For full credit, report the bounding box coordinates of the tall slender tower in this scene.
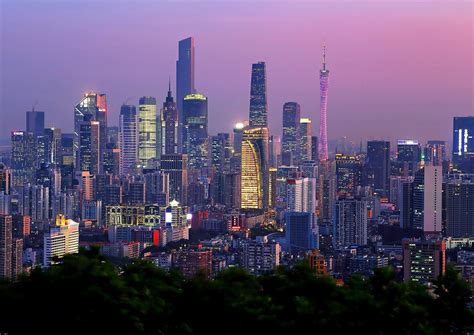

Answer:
[119,104,138,175]
[318,45,329,161]
[161,81,179,155]
[177,37,195,152]
[249,62,268,127]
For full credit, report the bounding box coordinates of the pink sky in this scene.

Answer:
[1,0,472,145]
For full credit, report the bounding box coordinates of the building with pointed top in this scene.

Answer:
[318,45,329,161]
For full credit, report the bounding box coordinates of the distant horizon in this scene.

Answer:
[1,0,472,144]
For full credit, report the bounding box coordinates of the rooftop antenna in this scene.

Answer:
[32,99,39,112]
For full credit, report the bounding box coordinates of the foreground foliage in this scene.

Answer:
[0,249,472,334]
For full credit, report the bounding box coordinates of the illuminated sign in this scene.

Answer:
[165,212,172,224]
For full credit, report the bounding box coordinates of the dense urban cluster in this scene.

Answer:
[0,37,473,303]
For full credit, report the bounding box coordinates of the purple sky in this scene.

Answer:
[1,0,472,145]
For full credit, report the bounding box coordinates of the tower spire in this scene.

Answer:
[168,77,172,97]
[322,42,326,71]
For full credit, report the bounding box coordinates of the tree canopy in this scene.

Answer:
[1,249,472,334]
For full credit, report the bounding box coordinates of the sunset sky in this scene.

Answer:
[1,0,472,144]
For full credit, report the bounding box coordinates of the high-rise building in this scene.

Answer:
[453,117,474,173]
[299,118,312,163]
[11,238,23,280]
[397,140,421,177]
[425,140,447,166]
[318,45,330,161]
[333,199,368,248]
[365,141,390,195]
[0,215,12,279]
[43,215,79,267]
[446,174,474,237]
[11,131,36,187]
[285,212,318,252]
[0,163,11,195]
[175,249,212,279]
[26,109,45,137]
[176,36,196,150]
[286,177,316,213]
[138,96,158,165]
[412,166,442,233]
[182,93,208,169]
[403,239,445,284]
[242,237,280,274]
[160,154,188,204]
[335,154,362,198]
[210,133,232,173]
[241,127,269,210]
[249,62,268,127]
[119,104,138,175]
[78,121,100,175]
[43,127,62,165]
[74,93,107,169]
[281,102,301,166]
[160,84,179,155]
[311,136,318,161]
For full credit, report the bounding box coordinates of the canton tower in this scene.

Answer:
[318,44,329,161]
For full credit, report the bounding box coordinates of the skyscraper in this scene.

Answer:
[241,127,269,210]
[311,136,318,161]
[182,93,208,170]
[11,131,36,187]
[0,215,12,279]
[138,96,158,165]
[318,45,329,161]
[281,102,301,166]
[249,62,268,127]
[412,166,442,233]
[397,140,421,177]
[74,93,107,169]
[43,127,62,166]
[299,118,312,163]
[177,37,196,151]
[160,84,179,155]
[78,121,100,175]
[285,212,318,252]
[453,116,474,173]
[160,154,188,204]
[333,199,368,248]
[425,140,447,166]
[335,154,362,198]
[26,109,45,137]
[365,141,390,195]
[446,174,474,238]
[119,104,138,175]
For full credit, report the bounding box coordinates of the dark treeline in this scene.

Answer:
[1,249,473,335]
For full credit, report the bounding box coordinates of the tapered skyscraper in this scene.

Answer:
[177,37,195,151]
[161,82,179,155]
[249,62,268,127]
[318,45,329,161]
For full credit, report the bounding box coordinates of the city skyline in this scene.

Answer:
[1,0,472,144]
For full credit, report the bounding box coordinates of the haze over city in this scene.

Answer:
[1,0,472,144]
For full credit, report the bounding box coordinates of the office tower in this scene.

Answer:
[425,140,447,166]
[318,45,330,161]
[402,239,445,284]
[119,104,138,175]
[412,166,442,233]
[104,147,120,176]
[78,121,100,175]
[241,127,269,210]
[43,215,79,267]
[43,128,62,165]
[397,140,421,176]
[81,171,95,201]
[0,163,11,194]
[335,154,362,197]
[26,109,45,137]
[299,118,312,162]
[175,249,212,279]
[233,122,247,156]
[333,199,368,248]
[281,102,301,166]
[182,93,208,169]
[242,237,281,274]
[365,141,390,195]
[249,62,268,127]
[211,133,232,173]
[176,36,196,150]
[318,161,336,222]
[138,96,158,165]
[107,126,119,147]
[453,117,474,173]
[393,177,414,229]
[0,215,12,279]
[301,160,318,178]
[160,154,188,204]
[446,174,474,237]
[11,238,23,280]
[285,212,318,252]
[74,93,107,168]
[60,133,75,166]
[311,136,318,161]
[11,131,36,187]
[160,84,179,155]
[268,135,279,168]
[286,177,316,213]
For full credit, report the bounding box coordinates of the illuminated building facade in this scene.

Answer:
[119,104,138,175]
[241,127,269,210]
[299,118,312,163]
[11,131,36,187]
[281,102,301,166]
[78,121,100,175]
[335,154,362,198]
[160,85,179,155]
[249,62,268,127]
[138,96,158,165]
[43,215,79,267]
[177,37,195,150]
[402,239,445,284]
[182,93,208,169]
[397,140,421,177]
[453,117,474,173]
